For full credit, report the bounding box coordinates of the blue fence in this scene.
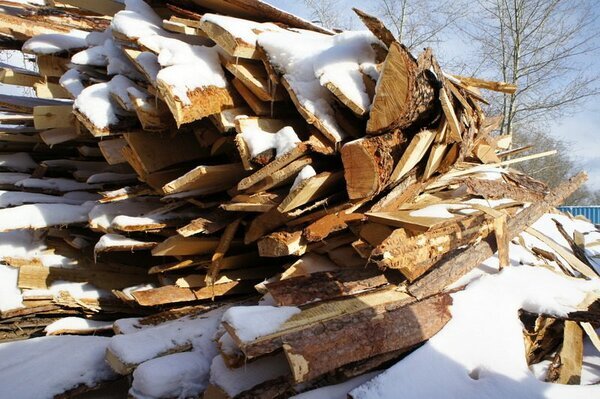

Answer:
[558,206,600,224]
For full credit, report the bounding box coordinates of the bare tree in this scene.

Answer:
[464,0,600,137]
[302,0,346,30]
[373,0,464,51]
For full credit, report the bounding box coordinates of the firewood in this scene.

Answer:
[266,269,389,306]
[224,287,412,359]
[366,42,437,134]
[341,131,406,200]
[282,293,451,383]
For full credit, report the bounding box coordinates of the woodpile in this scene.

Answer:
[0,1,598,398]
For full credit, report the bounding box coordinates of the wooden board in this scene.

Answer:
[277,170,344,213]
[33,105,74,129]
[124,131,209,174]
[162,163,246,195]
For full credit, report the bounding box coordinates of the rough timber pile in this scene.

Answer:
[0,0,599,398]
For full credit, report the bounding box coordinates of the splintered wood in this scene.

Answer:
[0,2,595,399]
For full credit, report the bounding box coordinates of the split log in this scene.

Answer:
[225,287,412,359]
[366,42,437,135]
[282,293,452,383]
[341,131,406,200]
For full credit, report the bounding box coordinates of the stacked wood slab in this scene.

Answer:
[0,1,597,398]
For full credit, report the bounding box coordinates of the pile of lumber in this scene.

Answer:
[0,1,598,398]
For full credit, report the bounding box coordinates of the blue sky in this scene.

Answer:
[268,0,600,190]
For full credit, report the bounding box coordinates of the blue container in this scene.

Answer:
[558,206,600,224]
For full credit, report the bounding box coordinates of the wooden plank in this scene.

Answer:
[33,105,73,129]
[546,320,583,384]
[162,163,246,195]
[17,264,149,291]
[224,57,286,102]
[132,280,258,306]
[389,129,436,183]
[231,77,273,116]
[151,236,228,256]
[439,88,462,142]
[525,227,598,279]
[124,131,209,174]
[277,170,344,213]
[57,0,125,16]
[0,62,43,87]
[257,230,306,257]
[34,81,70,99]
[98,138,128,165]
[0,94,71,113]
[156,79,237,126]
[352,8,395,47]
[451,74,517,94]
[366,209,459,232]
[37,55,70,78]
[237,143,307,190]
[266,269,389,306]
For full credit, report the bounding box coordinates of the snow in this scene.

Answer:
[209,352,290,397]
[349,266,600,399]
[111,0,164,40]
[0,230,45,260]
[130,351,212,399]
[292,371,380,399]
[200,13,284,45]
[107,75,137,111]
[107,306,225,367]
[88,199,159,231]
[22,30,88,55]
[46,281,110,300]
[291,165,316,191]
[135,52,161,82]
[113,317,143,334]
[0,264,23,312]
[258,30,380,142]
[0,190,85,207]
[242,125,301,159]
[74,74,139,128]
[140,35,227,105]
[94,233,153,254]
[86,172,137,184]
[222,305,301,342]
[71,39,143,80]
[15,178,102,192]
[0,152,37,172]
[0,202,94,231]
[0,336,117,398]
[71,44,106,66]
[313,32,380,112]
[44,317,113,335]
[0,172,29,185]
[59,69,85,97]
